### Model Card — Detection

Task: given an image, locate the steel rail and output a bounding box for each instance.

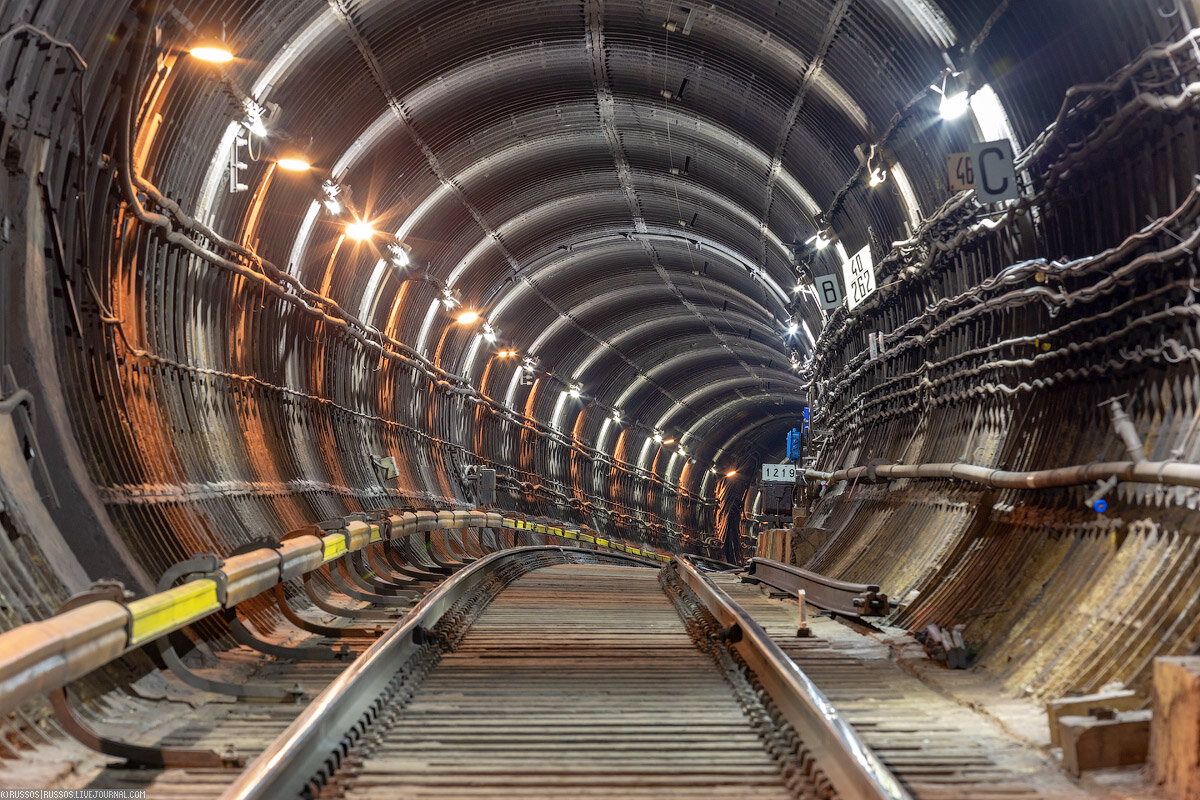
[673,555,912,800]
[220,546,658,800]
[744,558,889,617]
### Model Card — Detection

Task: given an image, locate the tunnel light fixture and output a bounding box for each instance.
[787,321,800,336]
[725,469,738,478]
[346,220,375,241]
[322,181,344,215]
[676,445,687,456]
[568,383,582,399]
[189,42,234,63]
[497,349,518,358]
[938,71,970,120]
[387,242,411,267]
[456,310,481,325]
[482,323,497,343]
[245,111,268,138]
[611,409,623,424]
[806,230,832,250]
[441,289,460,309]
[653,431,663,443]
[276,156,311,172]
[662,438,676,446]
[863,143,888,187]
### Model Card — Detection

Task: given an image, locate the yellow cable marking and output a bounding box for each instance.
[369,524,382,543]
[580,534,595,543]
[595,538,608,547]
[535,523,547,533]
[502,518,517,529]
[563,531,577,539]
[322,535,348,563]
[127,580,220,646]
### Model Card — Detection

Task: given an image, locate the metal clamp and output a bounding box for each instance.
[157,553,228,606]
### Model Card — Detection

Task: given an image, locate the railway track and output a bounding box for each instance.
[222,548,905,800]
[66,546,1090,800]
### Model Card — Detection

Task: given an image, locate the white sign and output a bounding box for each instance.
[840,244,875,310]
[761,463,797,483]
[814,273,844,310]
[947,152,974,192]
[968,139,1019,202]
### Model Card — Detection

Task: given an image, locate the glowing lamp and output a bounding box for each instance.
[276,157,311,172]
[346,221,374,241]
[189,43,234,63]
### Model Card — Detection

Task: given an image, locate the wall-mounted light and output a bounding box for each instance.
[189,41,234,63]
[568,383,582,399]
[806,230,832,250]
[662,438,676,446]
[481,323,497,343]
[245,110,268,137]
[346,220,374,241]
[456,310,480,325]
[611,409,623,423]
[322,181,342,215]
[653,431,664,443]
[787,321,800,336]
[939,71,970,120]
[725,469,738,478]
[276,156,311,172]
[387,241,410,267]
[868,166,888,187]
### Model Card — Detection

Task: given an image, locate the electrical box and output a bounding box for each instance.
[786,428,802,461]
[478,468,496,505]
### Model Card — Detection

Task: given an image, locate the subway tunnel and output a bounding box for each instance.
[2,0,1200,797]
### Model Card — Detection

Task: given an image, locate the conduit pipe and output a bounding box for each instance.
[802,459,1200,492]
[1101,397,1147,464]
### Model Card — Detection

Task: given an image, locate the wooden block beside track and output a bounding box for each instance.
[1046,689,1140,747]
[1059,710,1151,776]
[1149,656,1200,800]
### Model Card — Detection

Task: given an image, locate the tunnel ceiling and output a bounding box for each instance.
[0,0,1179,573]
[41,0,1145,469]
[121,0,1046,467]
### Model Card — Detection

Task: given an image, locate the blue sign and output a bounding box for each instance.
[801,406,810,436]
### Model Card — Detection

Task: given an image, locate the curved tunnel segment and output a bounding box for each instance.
[2,0,1200,797]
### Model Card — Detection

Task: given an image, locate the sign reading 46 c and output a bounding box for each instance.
[839,244,875,310]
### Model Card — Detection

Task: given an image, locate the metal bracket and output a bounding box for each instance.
[222,607,350,661]
[158,552,228,606]
[50,587,244,767]
[1,367,59,508]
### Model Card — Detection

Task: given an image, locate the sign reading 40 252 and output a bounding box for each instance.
[839,244,875,310]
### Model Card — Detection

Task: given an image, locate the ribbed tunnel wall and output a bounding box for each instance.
[2,0,1199,713]
[801,31,1200,697]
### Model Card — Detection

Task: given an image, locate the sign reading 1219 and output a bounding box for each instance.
[761,464,797,483]
[840,244,875,310]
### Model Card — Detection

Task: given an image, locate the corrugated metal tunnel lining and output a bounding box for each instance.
[2,0,1200,794]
